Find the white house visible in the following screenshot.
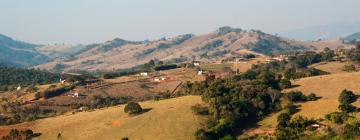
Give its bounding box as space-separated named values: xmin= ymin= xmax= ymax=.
xmin=60 ymin=78 xmax=66 ymax=84
xmin=198 ymin=71 xmax=203 ymax=75
xmin=16 ymin=86 xmax=22 ymax=91
xmin=154 ymin=78 xmax=160 ymax=82
xmin=140 ymin=72 xmax=148 ymax=76
xmin=194 ymin=62 xmax=200 ymax=66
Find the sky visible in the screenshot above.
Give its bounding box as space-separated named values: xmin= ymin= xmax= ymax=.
xmin=0 ymin=0 xmax=360 ymax=44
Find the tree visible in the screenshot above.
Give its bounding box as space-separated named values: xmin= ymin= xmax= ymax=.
xmin=268 ymin=88 xmax=281 ymax=103
xmin=124 ymin=102 xmax=143 ymax=115
xmin=279 ymin=79 xmax=292 ymax=89
xmin=339 ymin=90 xmax=357 ymax=105
xmin=307 ymin=93 xmax=318 ymax=101
xmin=277 ymin=113 xmax=291 ymax=130
xmin=338 ymin=89 xmax=358 ymax=112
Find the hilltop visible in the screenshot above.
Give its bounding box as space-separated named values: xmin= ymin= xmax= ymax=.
xmin=0 ymin=34 xmax=48 ymax=67
xmin=35 ymin=27 xmax=353 ymax=72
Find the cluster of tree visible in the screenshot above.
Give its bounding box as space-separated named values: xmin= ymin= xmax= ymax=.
xmin=275 ymin=89 xmax=360 ymax=139
xmin=0 ymin=66 xmax=89 ymax=92
xmin=0 ymin=129 xmax=36 ymax=140
xmin=102 ymin=60 xmax=179 ymax=79
xmin=284 ymin=91 xmax=319 ymax=102
xmin=242 ymin=54 xmax=256 ymax=59
xmin=40 ymin=85 xmax=75 ymax=99
xmin=0 ymin=66 xmax=61 ymax=86
xmin=181 ymin=54 xmax=328 ymax=139
xmin=342 ymin=64 xmax=357 ymax=72
xmin=338 ymin=89 xmax=358 ymax=113
xmin=87 ymin=95 xmax=132 ymax=110
xmin=346 ymin=44 xmax=360 ymax=63
xmin=0 ymin=101 xmax=57 ymax=125
xmin=185 ymin=64 xmax=285 ymax=139
xmin=276 ymin=113 xmax=317 ymax=140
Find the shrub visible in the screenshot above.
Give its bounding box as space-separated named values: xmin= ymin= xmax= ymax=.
xmin=307 ymin=93 xmax=318 ymax=101
xmin=285 ymin=91 xmax=307 ymax=102
xmin=154 ymin=64 xmax=178 ymax=71
xmin=339 ymin=89 xmax=358 ymax=105
xmin=243 ymin=54 xmax=256 ymax=59
xmin=339 ymin=104 xmax=356 ymax=113
xmin=279 ymin=79 xmax=292 ymax=89
xmin=124 ymin=102 xmax=143 ymax=115
xmin=325 ymin=112 xmax=349 ymax=124
xmin=277 ymin=113 xmax=291 ymax=130
xmin=343 ymin=64 xmax=357 ymax=72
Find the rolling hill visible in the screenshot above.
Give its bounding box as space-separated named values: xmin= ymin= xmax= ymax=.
xmin=36 ymin=26 xmax=350 ymax=72
xmin=342 ymin=32 xmax=360 ymax=44
xmin=0 ymin=26 xmax=354 ymax=71
xmin=0 ymin=34 xmax=48 ymax=67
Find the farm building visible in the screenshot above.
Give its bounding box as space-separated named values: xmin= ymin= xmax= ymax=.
xmin=140 ymin=72 xmax=148 ymax=76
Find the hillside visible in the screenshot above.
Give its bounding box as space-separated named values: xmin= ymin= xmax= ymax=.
xmin=37 ymin=27 xmax=329 ymax=72
xmin=342 ymin=32 xmax=360 ymax=44
xmin=0 ymin=96 xmax=205 ymax=140
xmin=280 ymin=21 xmax=360 ymax=41
xmin=0 ymin=34 xmax=48 ymax=67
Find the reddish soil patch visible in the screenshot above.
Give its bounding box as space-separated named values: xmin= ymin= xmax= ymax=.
xmin=0 ymin=122 xmax=35 ymax=137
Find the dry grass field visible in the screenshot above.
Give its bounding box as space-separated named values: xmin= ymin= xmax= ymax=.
xmin=285 ymin=71 xmax=360 ymax=118
xmin=243 ymin=70 xmax=360 ymax=137
xmin=28 ymin=95 xmax=205 ymax=140
xmin=310 ymin=61 xmax=355 ymax=74
xmin=232 ymin=57 xmax=267 ymax=73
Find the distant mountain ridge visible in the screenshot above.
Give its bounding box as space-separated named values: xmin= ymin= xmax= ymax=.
xmin=0 ymin=34 xmax=49 ymax=67
xmin=280 ymin=21 xmax=360 ymax=41
xmin=0 ymin=26 xmax=355 ymax=71
xmin=37 ymin=26 xmax=349 ymax=72
xmin=342 ymin=32 xmax=360 ymax=44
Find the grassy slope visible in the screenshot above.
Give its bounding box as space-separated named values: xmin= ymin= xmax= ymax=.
xmin=243 ymin=68 xmax=360 ymax=137
xmin=285 ymin=71 xmax=360 ymax=118
xmin=32 ymin=96 xmax=205 ymax=140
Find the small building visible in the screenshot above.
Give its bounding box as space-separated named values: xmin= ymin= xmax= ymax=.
xmin=198 ymin=71 xmax=203 ymax=75
xmin=154 ymin=78 xmax=160 ymax=82
xmin=60 ymin=78 xmax=66 ymax=84
xmin=73 ymin=92 xmax=85 ymax=98
xmin=154 ymin=77 xmax=166 ymax=82
xmin=193 ymin=62 xmax=200 ymax=66
xmin=16 ymin=86 xmax=22 ymax=91
xmin=140 ymin=72 xmax=148 ymax=76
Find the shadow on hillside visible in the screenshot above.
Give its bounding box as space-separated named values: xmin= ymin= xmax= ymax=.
xmin=138 ymin=108 xmax=152 ymax=115
xmin=33 ymin=133 xmax=42 ymax=138
xmin=289 ymin=84 xmax=301 ymax=89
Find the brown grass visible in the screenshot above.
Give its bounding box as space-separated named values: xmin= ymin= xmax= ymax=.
xmin=310 ymin=61 xmax=355 ymax=74
xmin=30 ymin=96 xmax=205 ymax=140
xmin=285 ymin=71 xmax=360 ymax=118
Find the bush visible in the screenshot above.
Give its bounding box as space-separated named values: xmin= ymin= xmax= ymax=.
xmin=277 ymin=113 xmax=291 ymax=130
xmin=285 ymin=91 xmax=307 ymax=102
xmin=307 ymin=93 xmax=318 ymax=101
xmin=325 ymin=112 xmax=349 ymax=124
xmin=339 ymin=89 xmax=358 ymax=105
xmin=343 ymin=64 xmax=357 ymax=72
xmin=154 ymin=64 xmax=178 ymax=71
xmin=339 ymin=104 xmax=356 ymax=113
xmin=42 ymin=85 xmax=75 ymax=99
xmin=124 ymin=102 xmax=143 ymax=115
xmin=243 ymin=54 xmax=256 ymax=59
xmin=279 ymin=79 xmax=292 ymax=89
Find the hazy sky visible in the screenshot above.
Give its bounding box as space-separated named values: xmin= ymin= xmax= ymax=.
xmin=1 ymin=0 xmax=360 ymax=44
